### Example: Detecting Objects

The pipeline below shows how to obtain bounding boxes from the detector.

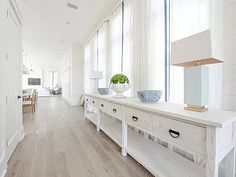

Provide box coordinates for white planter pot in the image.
[109,83,131,98]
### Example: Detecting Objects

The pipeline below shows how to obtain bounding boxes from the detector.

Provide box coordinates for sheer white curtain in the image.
[149,0,166,99]
[106,2,132,96]
[85,24,109,91]
[123,1,132,87]
[84,0,166,99]
[107,7,122,82]
[84,34,99,92]
[90,35,98,71]
[98,22,108,87]
[84,43,93,92]
[129,0,166,100]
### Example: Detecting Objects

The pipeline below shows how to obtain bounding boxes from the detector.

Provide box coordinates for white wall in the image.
[61,45,84,105]
[71,45,84,104]
[221,0,236,111]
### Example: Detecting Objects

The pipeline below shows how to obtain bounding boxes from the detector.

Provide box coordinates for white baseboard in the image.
[0,160,7,177]
[0,161,6,176]
[69,101,79,106]
[0,129,25,177]
[62,97,79,106]
[20,126,25,141]
[62,96,72,105]
[20,133,25,141]
[0,169,6,177]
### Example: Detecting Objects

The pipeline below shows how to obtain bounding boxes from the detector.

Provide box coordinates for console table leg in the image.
[84,103,87,120]
[233,146,236,177]
[233,122,236,177]
[96,110,100,132]
[206,126,219,177]
[122,119,127,156]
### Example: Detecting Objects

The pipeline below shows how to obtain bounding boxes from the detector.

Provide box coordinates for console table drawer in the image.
[85,96,91,104]
[99,99,107,112]
[152,114,206,156]
[124,107,151,132]
[90,97,99,107]
[107,102,122,120]
[98,100,122,120]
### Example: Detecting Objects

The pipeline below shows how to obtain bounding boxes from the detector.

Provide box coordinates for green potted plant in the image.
[110,74,131,98]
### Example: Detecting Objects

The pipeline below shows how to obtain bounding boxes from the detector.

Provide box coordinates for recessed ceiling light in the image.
[67,3,78,10]
[65,21,70,25]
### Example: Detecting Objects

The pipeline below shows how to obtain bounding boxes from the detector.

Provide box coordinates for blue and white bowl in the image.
[97,88,110,95]
[137,90,162,103]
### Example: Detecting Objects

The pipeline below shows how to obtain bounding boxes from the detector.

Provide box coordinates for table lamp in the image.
[171,30,223,112]
[89,71,103,93]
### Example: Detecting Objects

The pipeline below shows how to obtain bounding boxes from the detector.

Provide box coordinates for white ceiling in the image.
[17,0,119,69]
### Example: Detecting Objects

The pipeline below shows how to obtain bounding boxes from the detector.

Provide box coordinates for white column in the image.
[122,105,127,156]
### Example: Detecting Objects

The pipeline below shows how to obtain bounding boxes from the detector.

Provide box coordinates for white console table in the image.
[84,93,236,177]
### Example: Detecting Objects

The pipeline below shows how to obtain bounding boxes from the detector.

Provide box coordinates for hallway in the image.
[5,97,153,177]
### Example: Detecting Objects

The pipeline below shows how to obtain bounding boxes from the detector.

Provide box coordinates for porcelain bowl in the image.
[110,83,131,98]
[137,90,162,103]
[97,88,110,95]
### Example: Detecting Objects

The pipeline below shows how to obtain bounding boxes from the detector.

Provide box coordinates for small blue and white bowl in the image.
[97,88,110,95]
[137,90,162,103]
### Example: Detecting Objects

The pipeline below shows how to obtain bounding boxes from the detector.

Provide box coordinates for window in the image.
[149,0,166,101]
[98,22,108,87]
[84,0,167,98]
[108,8,123,80]
[90,35,98,71]
[123,1,132,86]
[126,0,167,100]
[107,2,132,93]
[44,71,60,88]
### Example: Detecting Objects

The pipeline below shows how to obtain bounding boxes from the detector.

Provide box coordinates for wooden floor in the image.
[6,96,153,177]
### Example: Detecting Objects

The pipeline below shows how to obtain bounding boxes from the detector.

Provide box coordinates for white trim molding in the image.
[0,169,7,177]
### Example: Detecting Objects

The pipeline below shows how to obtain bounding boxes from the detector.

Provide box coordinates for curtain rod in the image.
[85,0,124,44]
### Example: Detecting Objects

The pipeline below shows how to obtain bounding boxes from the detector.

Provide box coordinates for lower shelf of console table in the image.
[86,112,205,177]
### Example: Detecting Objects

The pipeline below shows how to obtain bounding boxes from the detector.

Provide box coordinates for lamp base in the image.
[184,104,208,112]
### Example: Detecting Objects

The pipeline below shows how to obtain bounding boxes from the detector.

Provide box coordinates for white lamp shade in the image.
[89,71,103,79]
[171,30,223,67]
